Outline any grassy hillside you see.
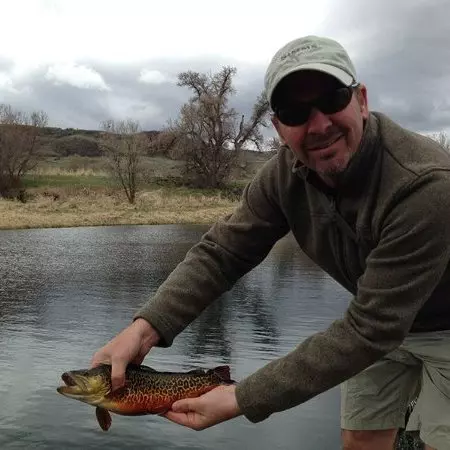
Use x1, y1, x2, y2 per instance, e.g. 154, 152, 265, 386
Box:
1, 127, 275, 230
32, 124, 274, 181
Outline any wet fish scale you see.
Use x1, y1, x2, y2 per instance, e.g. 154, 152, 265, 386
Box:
113, 370, 221, 413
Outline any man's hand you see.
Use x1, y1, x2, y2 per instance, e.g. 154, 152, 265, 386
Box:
163, 385, 242, 430
90, 318, 160, 391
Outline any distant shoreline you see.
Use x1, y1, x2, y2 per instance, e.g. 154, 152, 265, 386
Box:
0, 152, 267, 230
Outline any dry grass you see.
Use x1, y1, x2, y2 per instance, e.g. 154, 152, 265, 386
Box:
31, 155, 186, 179
30, 166, 109, 177
0, 186, 237, 230
1, 153, 262, 230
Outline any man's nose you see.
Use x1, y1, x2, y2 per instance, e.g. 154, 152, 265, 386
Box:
306, 108, 333, 134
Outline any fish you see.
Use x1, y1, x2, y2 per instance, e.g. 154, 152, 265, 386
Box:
56, 363, 235, 431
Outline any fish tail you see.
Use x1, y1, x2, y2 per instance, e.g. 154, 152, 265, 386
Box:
208, 365, 235, 384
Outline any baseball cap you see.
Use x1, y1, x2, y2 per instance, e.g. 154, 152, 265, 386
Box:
264, 35, 357, 108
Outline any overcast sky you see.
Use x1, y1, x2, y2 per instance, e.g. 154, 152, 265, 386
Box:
1, 0, 449, 137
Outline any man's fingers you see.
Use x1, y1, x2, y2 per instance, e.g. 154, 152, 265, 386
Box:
163, 411, 190, 426
163, 410, 204, 430
171, 398, 199, 413
90, 352, 106, 368
132, 354, 145, 366
110, 358, 127, 391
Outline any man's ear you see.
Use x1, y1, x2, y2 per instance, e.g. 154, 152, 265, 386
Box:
355, 84, 369, 119
271, 114, 286, 144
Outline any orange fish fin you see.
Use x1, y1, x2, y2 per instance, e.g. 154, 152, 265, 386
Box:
96, 407, 112, 431
209, 365, 235, 383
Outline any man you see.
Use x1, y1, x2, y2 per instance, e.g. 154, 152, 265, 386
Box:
91, 36, 450, 449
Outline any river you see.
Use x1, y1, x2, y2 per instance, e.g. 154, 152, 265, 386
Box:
0, 224, 351, 449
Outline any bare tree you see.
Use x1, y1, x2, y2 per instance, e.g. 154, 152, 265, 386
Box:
267, 136, 284, 152
163, 66, 270, 188
431, 130, 450, 151
0, 103, 48, 200
147, 125, 179, 159
99, 118, 149, 204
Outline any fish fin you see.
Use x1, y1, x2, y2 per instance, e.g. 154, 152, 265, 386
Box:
154, 405, 171, 416
186, 369, 206, 375
134, 364, 157, 372
208, 365, 235, 384
96, 407, 112, 432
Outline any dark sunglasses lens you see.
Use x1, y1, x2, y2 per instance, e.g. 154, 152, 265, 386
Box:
276, 106, 311, 126
319, 87, 352, 114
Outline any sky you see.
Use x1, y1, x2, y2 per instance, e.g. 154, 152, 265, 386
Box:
1, 0, 449, 137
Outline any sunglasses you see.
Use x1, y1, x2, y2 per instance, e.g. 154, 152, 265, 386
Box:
273, 82, 360, 127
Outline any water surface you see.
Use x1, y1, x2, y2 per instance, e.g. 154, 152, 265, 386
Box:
0, 225, 350, 449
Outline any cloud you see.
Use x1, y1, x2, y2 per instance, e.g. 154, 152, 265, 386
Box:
0, 56, 265, 131
0, 0, 329, 66
0, 0, 448, 137
318, 0, 450, 134
0, 72, 14, 92
139, 69, 171, 85
45, 63, 110, 91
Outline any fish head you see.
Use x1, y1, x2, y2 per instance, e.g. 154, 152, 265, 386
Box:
57, 365, 112, 406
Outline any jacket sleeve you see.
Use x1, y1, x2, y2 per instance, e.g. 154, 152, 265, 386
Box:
133, 157, 290, 347
235, 171, 450, 422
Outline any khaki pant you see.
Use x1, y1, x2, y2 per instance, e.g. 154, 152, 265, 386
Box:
341, 330, 450, 449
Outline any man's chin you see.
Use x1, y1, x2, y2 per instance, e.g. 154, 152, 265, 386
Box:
316, 159, 350, 185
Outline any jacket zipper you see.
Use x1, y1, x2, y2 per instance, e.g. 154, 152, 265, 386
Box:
329, 197, 354, 286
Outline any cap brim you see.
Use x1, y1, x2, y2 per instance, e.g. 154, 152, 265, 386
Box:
269, 63, 354, 107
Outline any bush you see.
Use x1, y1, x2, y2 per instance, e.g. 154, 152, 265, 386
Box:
0, 174, 26, 202
52, 135, 103, 157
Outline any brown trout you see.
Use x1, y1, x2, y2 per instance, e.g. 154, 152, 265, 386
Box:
56, 363, 234, 431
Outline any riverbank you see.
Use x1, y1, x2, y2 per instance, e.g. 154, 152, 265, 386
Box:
0, 153, 266, 230
0, 184, 238, 230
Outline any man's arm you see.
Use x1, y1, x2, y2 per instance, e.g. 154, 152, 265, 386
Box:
235, 171, 450, 422
133, 157, 290, 347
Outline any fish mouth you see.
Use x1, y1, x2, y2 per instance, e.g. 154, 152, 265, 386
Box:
62, 372, 77, 387
57, 372, 90, 397
56, 371, 110, 404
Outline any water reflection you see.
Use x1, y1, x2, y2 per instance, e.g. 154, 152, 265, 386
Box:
234, 281, 281, 350
0, 225, 347, 449
181, 296, 234, 365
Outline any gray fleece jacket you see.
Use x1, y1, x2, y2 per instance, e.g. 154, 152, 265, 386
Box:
134, 112, 450, 423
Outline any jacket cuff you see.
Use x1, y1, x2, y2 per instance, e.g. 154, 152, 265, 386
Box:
132, 307, 176, 348
235, 378, 272, 423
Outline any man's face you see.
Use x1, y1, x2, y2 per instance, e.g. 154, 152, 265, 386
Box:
271, 71, 369, 186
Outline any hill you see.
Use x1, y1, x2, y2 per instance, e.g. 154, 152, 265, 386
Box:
35, 126, 160, 158
33, 125, 275, 183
